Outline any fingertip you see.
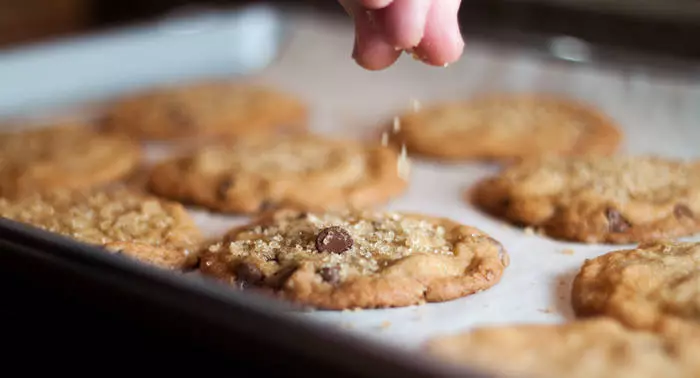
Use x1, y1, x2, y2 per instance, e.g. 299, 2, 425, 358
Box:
417, 36, 464, 67
354, 42, 401, 70
379, 0, 430, 50
359, 0, 394, 9
416, 0, 464, 66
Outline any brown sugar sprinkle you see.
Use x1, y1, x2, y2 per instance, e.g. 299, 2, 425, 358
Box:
216, 211, 455, 278
0, 189, 194, 246
397, 143, 411, 181
392, 116, 401, 133
561, 249, 575, 255
411, 99, 422, 112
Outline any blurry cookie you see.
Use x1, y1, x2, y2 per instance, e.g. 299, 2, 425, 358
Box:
425, 318, 700, 378
100, 82, 307, 141
147, 134, 408, 214
200, 209, 509, 310
473, 155, 700, 244
394, 94, 621, 162
0, 124, 141, 199
0, 187, 203, 270
572, 240, 700, 330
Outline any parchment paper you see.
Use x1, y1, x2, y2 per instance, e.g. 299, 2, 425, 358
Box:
183, 12, 700, 351
3, 7, 700, 353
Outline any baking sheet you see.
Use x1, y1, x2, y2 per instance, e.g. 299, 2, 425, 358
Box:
207, 11, 700, 352
2, 6, 700, 356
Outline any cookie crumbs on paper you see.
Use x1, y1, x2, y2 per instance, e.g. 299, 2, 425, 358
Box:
561, 249, 575, 255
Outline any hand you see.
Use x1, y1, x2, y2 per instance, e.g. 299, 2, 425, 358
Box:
339, 0, 464, 70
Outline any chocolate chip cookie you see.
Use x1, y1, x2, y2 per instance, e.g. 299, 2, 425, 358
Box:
100, 81, 308, 141
0, 188, 203, 270
393, 94, 621, 162
0, 124, 141, 199
199, 209, 509, 310
572, 240, 700, 331
473, 155, 700, 244
425, 318, 700, 378
147, 134, 408, 214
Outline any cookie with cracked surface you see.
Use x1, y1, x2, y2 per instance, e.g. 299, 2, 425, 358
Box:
572, 240, 700, 331
473, 155, 700, 244
0, 124, 141, 199
424, 318, 700, 378
393, 94, 621, 162
147, 134, 408, 214
199, 209, 509, 310
0, 187, 203, 270
100, 82, 308, 141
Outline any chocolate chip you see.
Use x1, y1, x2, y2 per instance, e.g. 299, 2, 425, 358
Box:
234, 262, 263, 289
605, 208, 631, 233
674, 204, 694, 219
217, 177, 234, 201
296, 212, 309, 220
315, 226, 354, 254
318, 266, 341, 285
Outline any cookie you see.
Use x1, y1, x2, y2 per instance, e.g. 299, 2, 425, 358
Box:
0, 188, 203, 270
424, 318, 700, 378
572, 240, 700, 330
199, 209, 509, 310
100, 82, 308, 141
473, 155, 700, 244
393, 94, 621, 162
147, 134, 408, 214
0, 124, 141, 199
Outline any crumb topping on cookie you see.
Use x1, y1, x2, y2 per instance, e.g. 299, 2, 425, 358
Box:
0, 188, 199, 249
209, 211, 455, 278
0, 125, 140, 198
573, 240, 700, 328
425, 98, 589, 136
502, 156, 697, 202
194, 136, 366, 181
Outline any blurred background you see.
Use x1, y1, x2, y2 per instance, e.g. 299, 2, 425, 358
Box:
1, 0, 699, 64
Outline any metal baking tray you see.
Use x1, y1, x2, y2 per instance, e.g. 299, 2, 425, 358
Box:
0, 4, 480, 377
1, 3, 699, 377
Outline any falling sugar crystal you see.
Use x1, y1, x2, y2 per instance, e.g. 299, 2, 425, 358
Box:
393, 116, 401, 133
397, 144, 411, 181
381, 131, 389, 147
411, 99, 422, 112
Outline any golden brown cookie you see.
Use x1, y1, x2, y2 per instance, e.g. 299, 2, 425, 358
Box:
199, 209, 509, 310
424, 318, 700, 378
572, 240, 700, 331
147, 134, 408, 214
0, 187, 203, 270
100, 81, 308, 141
473, 155, 700, 244
393, 94, 621, 162
0, 124, 141, 199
